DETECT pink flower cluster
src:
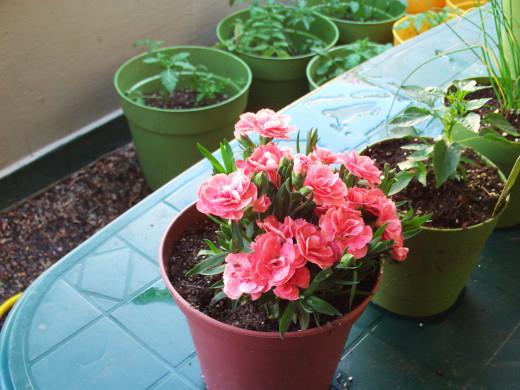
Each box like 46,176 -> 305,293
197,110 -> 408,302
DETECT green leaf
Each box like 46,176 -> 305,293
210,291 -> 227,306
464,98 -> 491,111
305,296 -> 342,316
160,68 -> 178,93
389,171 -> 414,195
279,302 -> 296,336
391,106 -> 433,127
432,140 -> 462,188
494,156 -> 520,215
455,112 -> 481,134
407,145 -> 434,161
197,143 -> 226,174
484,113 -> 520,137
415,161 -> 428,186
296,303 -> 310,330
186,253 -> 226,277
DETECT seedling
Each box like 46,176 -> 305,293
312,0 -> 406,22
312,39 -> 391,86
225,1 -> 325,58
394,7 -> 455,34
129,39 -> 231,107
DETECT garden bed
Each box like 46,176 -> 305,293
0,143 -> 150,327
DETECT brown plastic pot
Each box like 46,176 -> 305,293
159,202 -> 380,390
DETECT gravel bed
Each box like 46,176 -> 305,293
0,143 -> 150,327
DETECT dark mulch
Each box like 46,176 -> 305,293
364,137 -> 504,229
143,89 -> 227,110
168,219 -> 378,333
0,144 -> 150,327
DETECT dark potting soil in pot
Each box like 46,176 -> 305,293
449,87 -> 520,143
363,138 -> 504,229
168,219 -> 378,332
143,88 -> 228,110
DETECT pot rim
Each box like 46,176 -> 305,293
216,8 -> 339,62
360,135 -> 510,232
113,45 -> 252,114
306,42 -> 390,89
446,76 -> 520,146
159,201 -> 381,340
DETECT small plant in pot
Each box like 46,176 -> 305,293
217,0 -> 339,111
307,0 -> 407,44
439,0 -> 520,227
114,40 -> 252,189
159,109 -> 426,389
306,38 -> 392,89
363,84 -> 518,317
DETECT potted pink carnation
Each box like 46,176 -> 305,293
159,109 -> 426,390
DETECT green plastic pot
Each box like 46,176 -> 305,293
306,42 -> 390,90
363,137 -> 508,317
114,46 -> 252,189
216,9 -> 338,111
307,0 -> 406,44
448,77 -> 520,228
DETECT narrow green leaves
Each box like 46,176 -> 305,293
304,296 -> 341,316
186,253 -> 227,277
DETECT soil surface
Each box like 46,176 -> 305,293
0,144 -> 150,328
168,219 -> 378,332
456,87 -> 520,142
364,138 -> 504,229
143,88 -> 227,109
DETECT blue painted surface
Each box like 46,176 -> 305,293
2,10 -> 520,389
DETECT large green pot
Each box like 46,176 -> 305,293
216,9 -> 338,111
308,0 -> 406,44
448,77 -> 520,228
364,138 -> 508,317
114,46 -> 252,189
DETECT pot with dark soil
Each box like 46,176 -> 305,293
159,110 -> 426,389
307,0 -> 407,44
445,78 -> 520,228
114,42 -> 252,189
217,2 -> 338,111
362,130 -> 509,316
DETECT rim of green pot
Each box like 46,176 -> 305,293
361,135 -> 510,233
216,8 -> 339,62
306,44 -> 366,89
114,45 -> 253,114
446,76 -> 520,146
311,1 -> 406,25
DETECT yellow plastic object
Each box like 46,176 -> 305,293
407,0 -> 446,14
446,0 -> 488,10
0,293 -> 22,320
393,15 -> 432,45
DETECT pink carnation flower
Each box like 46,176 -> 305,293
295,222 -> 337,269
251,232 -> 305,287
197,171 -> 257,220
304,164 -> 348,207
274,267 -> 310,301
252,195 -> 271,213
293,153 -> 310,175
319,206 -> 373,259
338,151 -> 382,186
346,187 -> 386,214
236,143 -> 286,185
309,147 -> 338,165
257,215 -> 306,240
223,253 -> 269,300
234,109 -> 295,140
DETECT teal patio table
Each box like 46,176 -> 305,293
2,11 -> 519,389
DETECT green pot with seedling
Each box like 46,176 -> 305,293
439,1 -> 520,227
217,0 -> 338,111
114,41 -> 252,189
363,85 -> 518,317
306,39 -> 391,89
307,0 -> 407,44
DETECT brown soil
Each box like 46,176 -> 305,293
0,144 -> 150,328
363,138 -> 504,229
455,87 -> 520,142
168,219 -> 378,332
143,88 -> 227,109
